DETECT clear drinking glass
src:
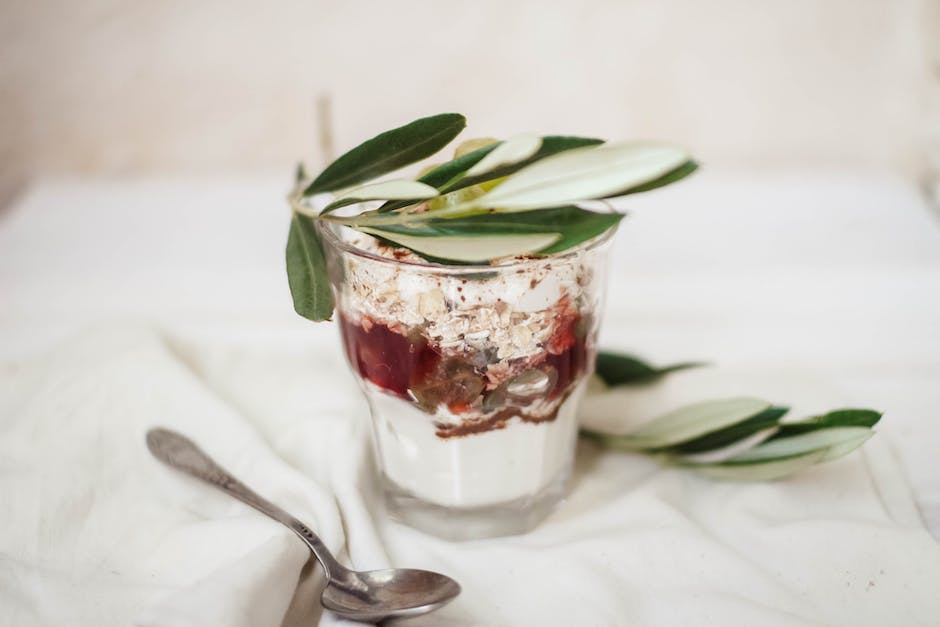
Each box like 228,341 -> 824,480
319,216 -> 613,539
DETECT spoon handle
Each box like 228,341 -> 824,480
146,427 -> 345,579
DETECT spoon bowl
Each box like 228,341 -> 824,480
146,428 -> 460,623
321,568 -> 461,622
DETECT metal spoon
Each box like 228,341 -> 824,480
146,428 -> 460,623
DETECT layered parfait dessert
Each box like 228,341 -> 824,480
321,227 -> 608,536
286,112 -> 695,538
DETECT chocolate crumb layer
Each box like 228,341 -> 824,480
434,404 -> 563,438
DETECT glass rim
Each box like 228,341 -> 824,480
317,215 -> 619,273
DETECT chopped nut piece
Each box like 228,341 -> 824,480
417,288 -> 447,318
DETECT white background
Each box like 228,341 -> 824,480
1,0 -> 936,206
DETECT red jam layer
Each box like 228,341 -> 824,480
338,315 -> 441,398
338,312 -> 589,418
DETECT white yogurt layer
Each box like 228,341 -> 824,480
368,381 -> 586,508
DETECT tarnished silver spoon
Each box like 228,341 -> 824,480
146,428 -> 460,623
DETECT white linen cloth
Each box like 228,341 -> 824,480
2,325 -> 939,626
2,172 -> 940,625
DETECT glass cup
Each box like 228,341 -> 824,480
319,216 -> 613,539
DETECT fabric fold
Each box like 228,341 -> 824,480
2,325 -> 940,626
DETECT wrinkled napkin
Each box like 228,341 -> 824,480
1,325 -> 939,626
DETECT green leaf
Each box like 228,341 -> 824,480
454,137 -> 500,158
590,397 -> 772,451
606,160 -> 699,197
441,135 -> 605,194
322,180 -> 438,214
595,351 -> 706,386
676,415 -> 878,481
303,113 -> 466,195
663,406 -> 790,454
465,134 -> 542,177
359,228 -> 560,263
721,427 -> 874,464
815,432 -> 876,462
374,143 -> 501,214
417,143 -> 502,188
286,214 -> 334,321
472,142 -> 690,211
536,209 -> 623,254
768,408 -> 882,440
683,449 -> 829,481
360,206 -> 623,260
373,136 -> 605,215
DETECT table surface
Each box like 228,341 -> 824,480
2,170 -> 940,625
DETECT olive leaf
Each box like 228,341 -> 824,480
586,398 -> 772,451
353,142 -> 691,225
606,159 -> 699,197
537,209 -> 623,254
359,229 -> 561,263
454,137 -> 500,158
680,450 -> 830,482
361,206 -> 623,262
416,142 -> 501,188
376,135 -> 604,214
679,426 -> 875,481
720,427 -> 874,464
286,213 -> 333,321
303,113 -> 466,195
662,405 -> 790,454
464,134 -> 542,177
582,359 -> 882,482
595,351 -> 706,386
322,180 -> 438,214
470,142 -> 691,211
768,408 -> 882,439
440,135 -> 605,194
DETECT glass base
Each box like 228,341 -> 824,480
382,462 -> 572,540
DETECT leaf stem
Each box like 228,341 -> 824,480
288,193 -> 320,220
